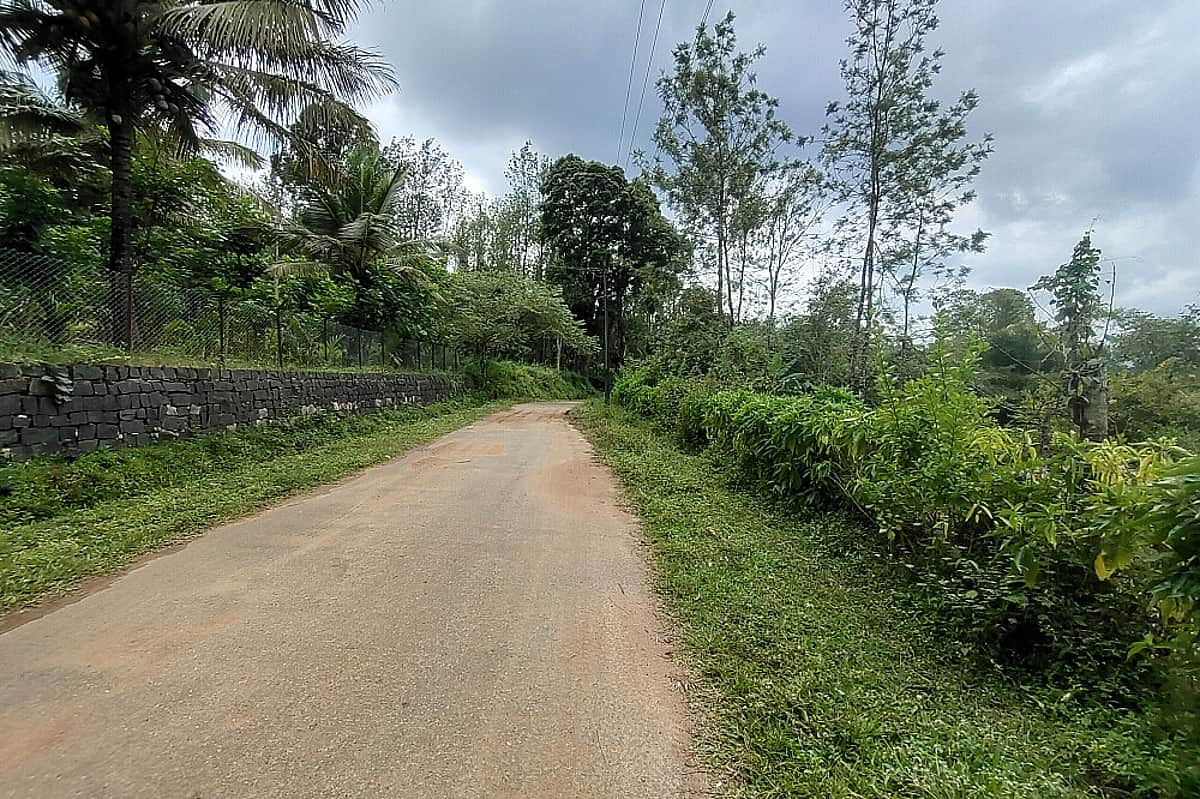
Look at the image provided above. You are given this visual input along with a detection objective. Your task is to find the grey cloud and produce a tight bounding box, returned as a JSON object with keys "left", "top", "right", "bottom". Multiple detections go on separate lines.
{"left": 351, "top": 0, "right": 1200, "bottom": 314}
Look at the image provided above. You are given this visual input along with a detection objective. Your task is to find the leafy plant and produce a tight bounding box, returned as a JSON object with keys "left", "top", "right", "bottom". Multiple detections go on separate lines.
{"left": 613, "top": 337, "right": 1196, "bottom": 677}
{"left": 462, "top": 359, "right": 594, "bottom": 401}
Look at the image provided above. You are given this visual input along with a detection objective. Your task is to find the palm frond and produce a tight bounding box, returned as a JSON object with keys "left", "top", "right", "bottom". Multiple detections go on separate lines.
{"left": 158, "top": 2, "right": 396, "bottom": 102}
{"left": 0, "top": 131, "right": 99, "bottom": 177}
{"left": 0, "top": 1, "right": 54, "bottom": 68}
{"left": 0, "top": 69, "right": 86, "bottom": 147}
{"left": 199, "top": 136, "right": 265, "bottom": 169}
{"left": 156, "top": 0, "right": 383, "bottom": 47}
{"left": 157, "top": 0, "right": 326, "bottom": 47}
{"left": 267, "top": 258, "right": 331, "bottom": 278}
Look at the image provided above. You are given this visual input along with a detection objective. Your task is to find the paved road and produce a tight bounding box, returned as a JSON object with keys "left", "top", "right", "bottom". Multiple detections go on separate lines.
{"left": 0, "top": 403, "right": 705, "bottom": 798}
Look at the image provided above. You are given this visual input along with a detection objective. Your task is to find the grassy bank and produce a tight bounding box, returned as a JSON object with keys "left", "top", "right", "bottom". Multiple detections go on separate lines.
{"left": 0, "top": 397, "right": 507, "bottom": 612}
{"left": 573, "top": 400, "right": 1184, "bottom": 798}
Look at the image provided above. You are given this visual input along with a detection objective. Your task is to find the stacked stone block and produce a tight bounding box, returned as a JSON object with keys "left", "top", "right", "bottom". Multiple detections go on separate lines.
{"left": 0, "top": 363, "right": 458, "bottom": 461}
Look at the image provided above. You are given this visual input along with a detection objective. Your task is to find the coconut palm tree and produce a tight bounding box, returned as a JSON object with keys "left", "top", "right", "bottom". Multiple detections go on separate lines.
{"left": 0, "top": 0, "right": 396, "bottom": 347}
{"left": 275, "top": 143, "right": 438, "bottom": 283}
{"left": 0, "top": 70, "right": 102, "bottom": 179}
{"left": 272, "top": 143, "right": 445, "bottom": 357}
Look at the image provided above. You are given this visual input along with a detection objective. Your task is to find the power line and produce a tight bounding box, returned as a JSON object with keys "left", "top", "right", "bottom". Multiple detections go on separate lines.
{"left": 616, "top": 0, "right": 648, "bottom": 165}
{"left": 624, "top": 0, "right": 668, "bottom": 169}
{"left": 700, "top": 0, "right": 716, "bottom": 28}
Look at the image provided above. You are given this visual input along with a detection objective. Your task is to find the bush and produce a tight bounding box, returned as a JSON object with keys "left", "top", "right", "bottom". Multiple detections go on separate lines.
{"left": 1111, "top": 360, "right": 1200, "bottom": 449}
{"left": 612, "top": 347, "right": 1198, "bottom": 679}
{"left": 611, "top": 367, "right": 717, "bottom": 448}
{"left": 464, "top": 359, "right": 595, "bottom": 400}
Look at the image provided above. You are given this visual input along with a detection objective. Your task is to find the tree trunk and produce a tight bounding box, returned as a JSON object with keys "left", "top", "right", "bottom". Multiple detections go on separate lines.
{"left": 602, "top": 266, "right": 610, "bottom": 403}
{"left": 275, "top": 307, "right": 284, "bottom": 368}
{"left": 106, "top": 111, "right": 136, "bottom": 350}
{"left": 1078, "top": 359, "right": 1109, "bottom": 440}
{"left": 725, "top": 246, "right": 736, "bottom": 325}
{"left": 735, "top": 232, "right": 748, "bottom": 323}
{"left": 852, "top": 209, "right": 878, "bottom": 390}
{"left": 715, "top": 231, "right": 726, "bottom": 327}
{"left": 902, "top": 217, "right": 924, "bottom": 342}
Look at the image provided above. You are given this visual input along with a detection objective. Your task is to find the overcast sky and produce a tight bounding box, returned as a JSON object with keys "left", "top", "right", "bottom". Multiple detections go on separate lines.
{"left": 348, "top": 0, "right": 1200, "bottom": 316}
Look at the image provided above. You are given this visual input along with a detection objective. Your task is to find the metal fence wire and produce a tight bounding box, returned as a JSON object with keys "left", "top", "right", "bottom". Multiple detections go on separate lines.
{"left": 0, "top": 247, "right": 459, "bottom": 371}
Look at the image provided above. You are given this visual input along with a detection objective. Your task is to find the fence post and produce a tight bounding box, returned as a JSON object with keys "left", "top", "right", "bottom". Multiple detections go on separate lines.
{"left": 217, "top": 297, "right": 227, "bottom": 367}
{"left": 125, "top": 271, "right": 135, "bottom": 354}
{"left": 272, "top": 275, "right": 284, "bottom": 368}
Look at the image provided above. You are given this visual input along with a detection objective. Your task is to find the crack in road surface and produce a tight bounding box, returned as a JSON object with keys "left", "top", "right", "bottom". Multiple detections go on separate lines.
{"left": 0, "top": 402, "right": 708, "bottom": 799}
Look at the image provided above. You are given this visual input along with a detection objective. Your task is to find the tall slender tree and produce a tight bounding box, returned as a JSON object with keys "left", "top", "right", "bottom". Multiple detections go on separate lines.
{"left": 1032, "top": 233, "right": 1110, "bottom": 440}
{"left": 503, "top": 141, "right": 549, "bottom": 279}
{"left": 647, "top": 12, "right": 794, "bottom": 326}
{"left": 384, "top": 136, "right": 465, "bottom": 241}
{"left": 760, "top": 163, "right": 826, "bottom": 328}
{"left": 0, "top": 0, "right": 395, "bottom": 348}
{"left": 822, "top": 0, "right": 989, "bottom": 386}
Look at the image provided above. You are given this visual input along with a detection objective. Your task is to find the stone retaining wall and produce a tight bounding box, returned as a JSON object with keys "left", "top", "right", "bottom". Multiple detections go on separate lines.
{"left": 0, "top": 363, "right": 459, "bottom": 461}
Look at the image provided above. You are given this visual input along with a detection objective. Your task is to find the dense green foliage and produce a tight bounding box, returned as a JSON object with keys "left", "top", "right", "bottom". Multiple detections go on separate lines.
{"left": 439, "top": 269, "right": 593, "bottom": 361}
{"left": 462, "top": 360, "right": 595, "bottom": 401}
{"left": 0, "top": 0, "right": 395, "bottom": 348}
{"left": 540, "top": 154, "right": 688, "bottom": 368}
{"left": 613, "top": 357, "right": 1197, "bottom": 673}
{"left": 576, "top": 402, "right": 1194, "bottom": 798}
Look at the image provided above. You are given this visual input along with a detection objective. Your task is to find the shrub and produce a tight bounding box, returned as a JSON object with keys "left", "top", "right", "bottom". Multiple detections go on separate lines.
{"left": 464, "top": 359, "right": 594, "bottom": 400}
{"left": 612, "top": 367, "right": 717, "bottom": 448}
{"left": 612, "top": 348, "right": 1197, "bottom": 677}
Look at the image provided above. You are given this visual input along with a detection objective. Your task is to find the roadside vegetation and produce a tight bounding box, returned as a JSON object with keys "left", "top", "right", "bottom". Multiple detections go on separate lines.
{"left": 577, "top": 401, "right": 1194, "bottom": 797}
{"left": 0, "top": 2, "right": 599, "bottom": 374}
{"left": 579, "top": 2, "right": 1198, "bottom": 794}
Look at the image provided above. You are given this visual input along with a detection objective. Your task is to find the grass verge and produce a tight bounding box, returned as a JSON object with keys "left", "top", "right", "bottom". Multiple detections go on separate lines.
{"left": 0, "top": 397, "right": 507, "bottom": 612}
{"left": 573, "top": 400, "right": 1180, "bottom": 799}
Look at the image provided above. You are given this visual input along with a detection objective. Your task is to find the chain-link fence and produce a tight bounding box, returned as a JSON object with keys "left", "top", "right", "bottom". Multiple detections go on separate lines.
{"left": 0, "top": 247, "right": 460, "bottom": 371}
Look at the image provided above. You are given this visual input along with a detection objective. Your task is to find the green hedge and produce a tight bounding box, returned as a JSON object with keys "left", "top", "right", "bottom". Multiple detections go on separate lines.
{"left": 613, "top": 354, "right": 1199, "bottom": 674}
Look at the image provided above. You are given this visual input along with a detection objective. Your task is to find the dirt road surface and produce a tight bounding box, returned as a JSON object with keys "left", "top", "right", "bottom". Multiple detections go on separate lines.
{"left": 0, "top": 403, "right": 706, "bottom": 799}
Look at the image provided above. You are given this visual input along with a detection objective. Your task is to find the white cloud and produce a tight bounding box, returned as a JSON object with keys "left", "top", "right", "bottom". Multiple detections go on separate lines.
{"left": 1022, "top": 52, "right": 1112, "bottom": 111}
